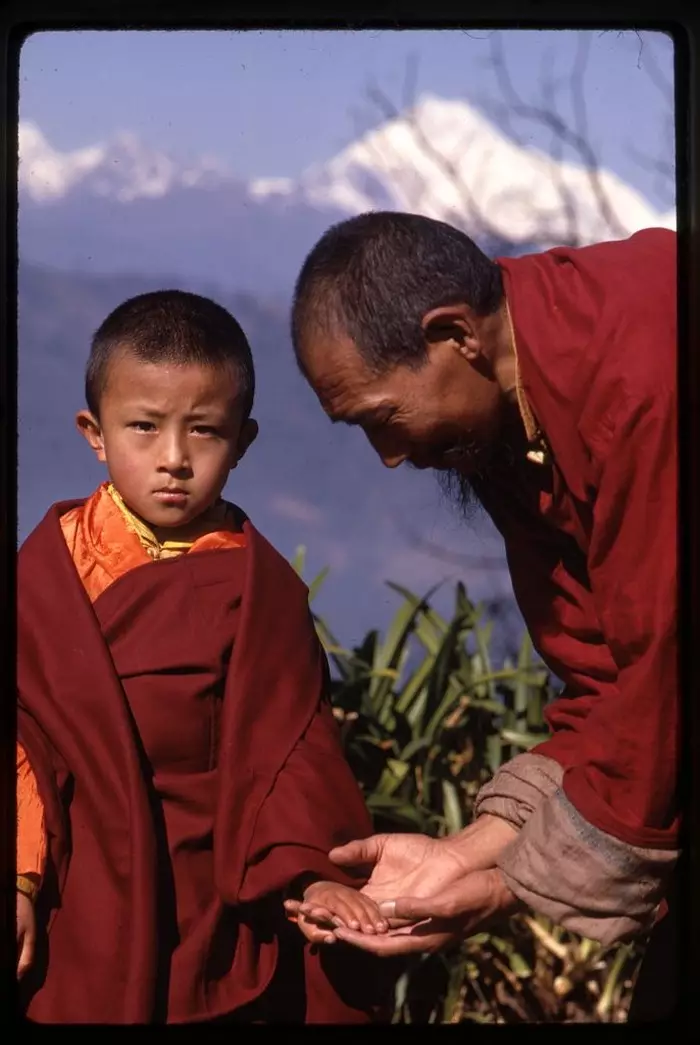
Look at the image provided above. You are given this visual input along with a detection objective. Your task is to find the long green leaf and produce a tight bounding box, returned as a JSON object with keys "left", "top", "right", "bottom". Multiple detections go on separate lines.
{"left": 422, "top": 609, "right": 476, "bottom": 741}
{"left": 486, "top": 734, "right": 503, "bottom": 774}
{"left": 376, "top": 758, "right": 411, "bottom": 796}
{"left": 395, "top": 653, "right": 435, "bottom": 715}
{"left": 385, "top": 582, "right": 447, "bottom": 654}
{"left": 312, "top": 614, "right": 351, "bottom": 681}
{"left": 307, "top": 565, "right": 330, "bottom": 604}
{"left": 441, "top": 779, "right": 465, "bottom": 834}
{"left": 424, "top": 674, "right": 465, "bottom": 743}
{"left": 499, "top": 728, "right": 543, "bottom": 750}
{"left": 369, "top": 589, "right": 440, "bottom": 719}
{"left": 399, "top": 736, "right": 432, "bottom": 761}
{"left": 290, "top": 545, "right": 306, "bottom": 577}
{"left": 365, "top": 793, "right": 426, "bottom": 828}
{"left": 472, "top": 617, "right": 496, "bottom": 701}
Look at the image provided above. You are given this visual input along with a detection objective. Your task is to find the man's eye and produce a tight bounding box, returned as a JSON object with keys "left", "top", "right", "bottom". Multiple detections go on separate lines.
{"left": 192, "top": 425, "right": 218, "bottom": 436}
{"left": 129, "top": 421, "right": 156, "bottom": 432}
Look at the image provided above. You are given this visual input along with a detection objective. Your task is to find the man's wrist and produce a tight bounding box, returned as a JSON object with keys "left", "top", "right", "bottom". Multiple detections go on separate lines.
{"left": 445, "top": 815, "right": 520, "bottom": 869}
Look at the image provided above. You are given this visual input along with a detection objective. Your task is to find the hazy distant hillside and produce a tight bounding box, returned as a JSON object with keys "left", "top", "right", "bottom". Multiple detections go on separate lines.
{"left": 19, "top": 96, "right": 674, "bottom": 295}
{"left": 18, "top": 263, "right": 521, "bottom": 650}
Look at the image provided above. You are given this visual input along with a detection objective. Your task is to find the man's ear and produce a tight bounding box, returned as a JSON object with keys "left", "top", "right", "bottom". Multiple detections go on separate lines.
{"left": 230, "top": 418, "right": 259, "bottom": 470}
{"left": 76, "top": 410, "right": 107, "bottom": 462}
{"left": 421, "top": 303, "right": 481, "bottom": 362}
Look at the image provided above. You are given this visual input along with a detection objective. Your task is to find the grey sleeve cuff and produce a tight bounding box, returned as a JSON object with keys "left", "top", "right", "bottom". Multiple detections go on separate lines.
{"left": 497, "top": 788, "right": 678, "bottom": 945}
{"left": 474, "top": 752, "right": 564, "bottom": 828}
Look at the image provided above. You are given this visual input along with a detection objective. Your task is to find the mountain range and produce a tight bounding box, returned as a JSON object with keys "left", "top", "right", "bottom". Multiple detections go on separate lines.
{"left": 19, "top": 94, "right": 675, "bottom": 295}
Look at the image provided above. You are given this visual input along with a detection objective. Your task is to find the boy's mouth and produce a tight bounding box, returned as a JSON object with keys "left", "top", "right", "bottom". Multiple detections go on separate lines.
{"left": 153, "top": 487, "right": 189, "bottom": 506}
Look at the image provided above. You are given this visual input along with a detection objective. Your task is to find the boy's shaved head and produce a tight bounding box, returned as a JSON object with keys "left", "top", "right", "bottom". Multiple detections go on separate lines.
{"left": 86, "top": 290, "right": 255, "bottom": 420}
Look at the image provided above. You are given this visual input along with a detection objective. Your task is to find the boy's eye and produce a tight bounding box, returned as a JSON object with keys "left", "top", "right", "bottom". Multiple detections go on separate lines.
{"left": 129, "top": 421, "right": 156, "bottom": 432}
{"left": 192, "top": 425, "right": 219, "bottom": 436}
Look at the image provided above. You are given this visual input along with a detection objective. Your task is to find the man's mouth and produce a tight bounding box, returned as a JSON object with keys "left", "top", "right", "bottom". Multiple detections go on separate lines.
{"left": 411, "top": 444, "right": 474, "bottom": 472}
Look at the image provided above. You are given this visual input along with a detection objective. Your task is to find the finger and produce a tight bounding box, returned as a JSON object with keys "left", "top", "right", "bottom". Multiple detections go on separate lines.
{"left": 379, "top": 870, "right": 500, "bottom": 924}
{"left": 17, "top": 931, "right": 34, "bottom": 980}
{"left": 295, "top": 901, "right": 333, "bottom": 919}
{"left": 316, "top": 896, "right": 363, "bottom": 931}
{"left": 384, "top": 897, "right": 444, "bottom": 922}
{"left": 376, "top": 899, "right": 430, "bottom": 929}
{"left": 345, "top": 892, "right": 388, "bottom": 933}
{"left": 299, "top": 918, "right": 336, "bottom": 946}
{"left": 333, "top": 924, "right": 442, "bottom": 957}
{"left": 299, "top": 904, "right": 329, "bottom": 918}
{"left": 284, "top": 899, "right": 302, "bottom": 916}
{"left": 360, "top": 889, "right": 410, "bottom": 929}
{"left": 308, "top": 905, "right": 337, "bottom": 924}
{"left": 329, "top": 835, "right": 387, "bottom": 870}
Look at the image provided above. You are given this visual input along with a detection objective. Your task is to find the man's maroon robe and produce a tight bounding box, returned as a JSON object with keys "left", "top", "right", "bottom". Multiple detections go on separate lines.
{"left": 483, "top": 227, "right": 678, "bottom": 851}
{"left": 18, "top": 502, "right": 390, "bottom": 1023}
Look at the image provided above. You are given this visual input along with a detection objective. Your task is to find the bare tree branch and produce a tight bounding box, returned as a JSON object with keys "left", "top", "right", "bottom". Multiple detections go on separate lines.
{"left": 480, "top": 33, "right": 629, "bottom": 242}
{"left": 394, "top": 520, "right": 508, "bottom": 572}
{"left": 401, "top": 51, "right": 420, "bottom": 113}
{"left": 366, "top": 80, "right": 519, "bottom": 247}
{"left": 640, "top": 36, "right": 674, "bottom": 104}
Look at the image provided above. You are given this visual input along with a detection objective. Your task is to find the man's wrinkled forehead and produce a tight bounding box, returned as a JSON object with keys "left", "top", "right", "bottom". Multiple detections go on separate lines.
{"left": 303, "top": 342, "right": 392, "bottom": 427}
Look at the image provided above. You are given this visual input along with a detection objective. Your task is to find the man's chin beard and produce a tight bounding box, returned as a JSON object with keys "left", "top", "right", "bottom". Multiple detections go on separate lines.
{"left": 436, "top": 466, "right": 485, "bottom": 522}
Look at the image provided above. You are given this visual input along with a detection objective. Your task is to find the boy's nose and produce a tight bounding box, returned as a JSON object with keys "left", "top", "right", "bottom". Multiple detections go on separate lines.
{"left": 159, "top": 437, "right": 190, "bottom": 472}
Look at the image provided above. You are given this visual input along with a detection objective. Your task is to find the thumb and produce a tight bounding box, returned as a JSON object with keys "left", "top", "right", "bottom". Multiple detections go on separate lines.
{"left": 329, "top": 834, "right": 387, "bottom": 868}
{"left": 378, "top": 870, "right": 498, "bottom": 923}
{"left": 379, "top": 897, "right": 444, "bottom": 922}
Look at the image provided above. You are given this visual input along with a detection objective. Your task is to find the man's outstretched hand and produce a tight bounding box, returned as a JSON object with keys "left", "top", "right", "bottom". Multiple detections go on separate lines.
{"left": 321, "top": 815, "right": 521, "bottom": 956}
{"left": 333, "top": 867, "right": 519, "bottom": 955}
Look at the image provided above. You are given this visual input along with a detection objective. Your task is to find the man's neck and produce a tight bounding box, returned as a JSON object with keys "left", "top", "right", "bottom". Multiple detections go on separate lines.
{"left": 491, "top": 300, "right": 518, "bottom": 406}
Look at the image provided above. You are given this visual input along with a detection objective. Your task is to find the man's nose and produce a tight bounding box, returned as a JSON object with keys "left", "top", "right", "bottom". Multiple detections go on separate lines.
{"left": 367, "top": 431, "right": 409, "bottom": 469}
{"left": 377, "top": 448, "right": 408, "bottom": 469}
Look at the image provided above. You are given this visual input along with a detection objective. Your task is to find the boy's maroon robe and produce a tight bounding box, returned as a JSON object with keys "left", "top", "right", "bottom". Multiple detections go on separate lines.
{"left": 18, "top": 502, "right": 388, "bottom": 1023}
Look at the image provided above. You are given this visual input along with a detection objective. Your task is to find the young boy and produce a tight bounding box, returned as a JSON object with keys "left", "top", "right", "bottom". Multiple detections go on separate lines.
{"left": 16, "top": 290, "right": 391, "bottom": 1024}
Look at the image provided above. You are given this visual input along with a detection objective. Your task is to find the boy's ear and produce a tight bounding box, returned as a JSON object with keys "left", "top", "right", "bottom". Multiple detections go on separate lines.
{"left": 76, "top": 410, "right": 107, "bottom": 463}
{"left": 231, "top": 418, "right": 258, "bottom": 469}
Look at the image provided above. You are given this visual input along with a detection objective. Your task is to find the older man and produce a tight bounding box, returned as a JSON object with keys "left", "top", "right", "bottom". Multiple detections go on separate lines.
{"left": 284, "top": 212, "right": 678, "bottom": 1020}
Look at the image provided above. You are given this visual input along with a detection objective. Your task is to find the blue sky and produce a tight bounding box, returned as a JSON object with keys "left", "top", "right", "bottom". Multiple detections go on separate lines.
{"left": 19, "top": 28, "right": 674, "bottom": 209}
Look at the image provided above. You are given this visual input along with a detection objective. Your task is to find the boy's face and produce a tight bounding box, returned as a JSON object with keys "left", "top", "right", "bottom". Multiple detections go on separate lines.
{"left": 77, "top": 349, "right": 257, "bottom": 532}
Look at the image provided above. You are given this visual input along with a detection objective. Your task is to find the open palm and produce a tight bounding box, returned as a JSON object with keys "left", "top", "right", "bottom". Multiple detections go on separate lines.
{"left": 322, "top": 817, "right": 520, "bottom": 956}
{"left": 331, "top": 832, "right": 472, "bottom": 909}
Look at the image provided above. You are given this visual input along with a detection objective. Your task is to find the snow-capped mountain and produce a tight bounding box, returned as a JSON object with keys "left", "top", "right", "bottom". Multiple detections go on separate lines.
{"left": 251, "top": 95, "right": 675, "bottom": 247}
{"left": 18, "top": 95, "right": 675, "bottom": 292}
{"left": 19, "top": 122, "right": 232, "bottom": 203}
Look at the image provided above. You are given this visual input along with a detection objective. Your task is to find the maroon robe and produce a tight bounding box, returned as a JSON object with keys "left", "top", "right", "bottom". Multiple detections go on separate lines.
{"left": 480, "top": 227, "right": 678, "bottom": 851}
{"left": 18, "top": 502, "right": 391, "bottom": 1023}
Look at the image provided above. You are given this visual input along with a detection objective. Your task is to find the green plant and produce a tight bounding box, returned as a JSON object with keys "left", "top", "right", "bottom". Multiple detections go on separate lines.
{"left": 292, "top": 547, "right": 644, "bottom": 1023}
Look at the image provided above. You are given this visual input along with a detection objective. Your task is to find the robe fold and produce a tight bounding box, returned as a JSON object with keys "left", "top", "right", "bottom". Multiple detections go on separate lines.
{"left": 492, "top": 227, "right": 678, "bottom": 850}
{"left": 469, "top": 228, "right": 678, "bottom": 944}
{"left": 18, "top": 495, "right": 389, "bottom": 1023}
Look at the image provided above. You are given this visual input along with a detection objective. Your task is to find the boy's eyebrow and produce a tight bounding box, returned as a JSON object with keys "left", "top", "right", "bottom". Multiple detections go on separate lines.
{"left": 126, "top": 406, "right": 226, "bottom": 422}
{"left": 129, "top": 406, "right": 166, "bottom": 419}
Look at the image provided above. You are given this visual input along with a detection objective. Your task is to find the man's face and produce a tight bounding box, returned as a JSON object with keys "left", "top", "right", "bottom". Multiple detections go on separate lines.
{"left": 77, "top": 350, "right": 257, "bottom": 533}
{"left": 300, "top": 329, "right": 506, "bottom": 479}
